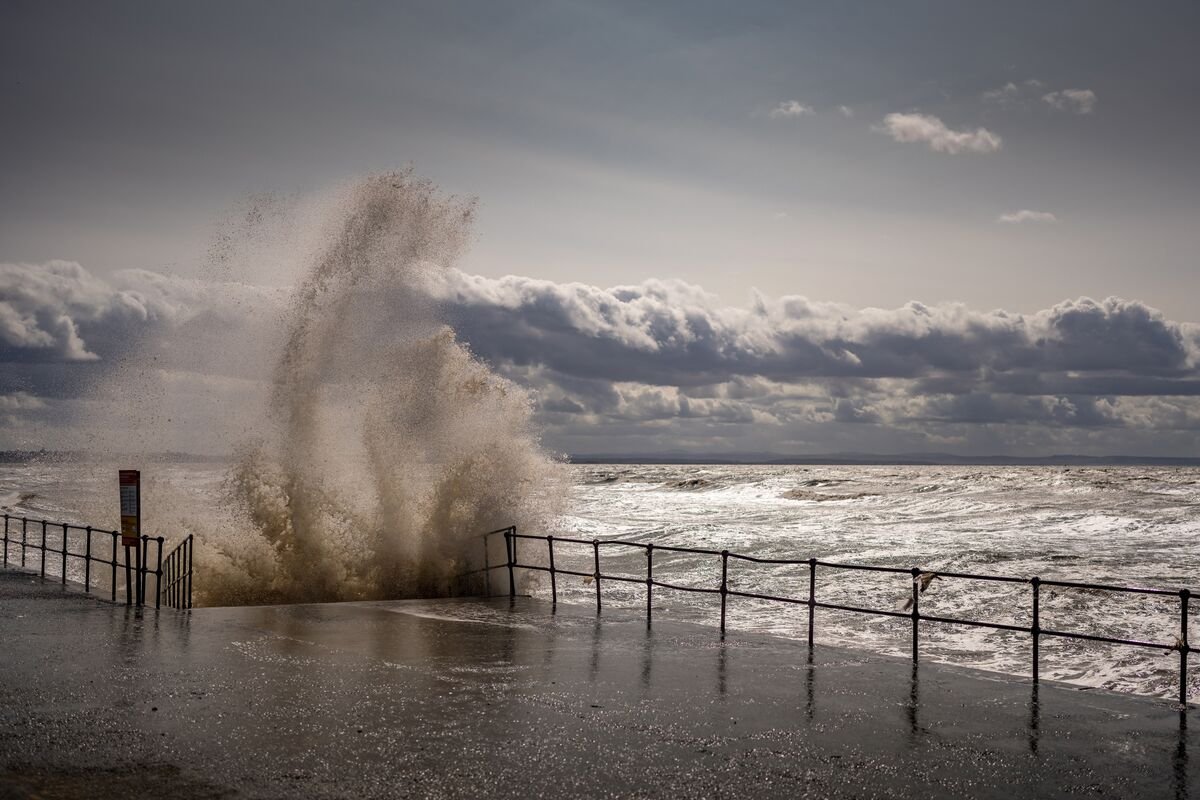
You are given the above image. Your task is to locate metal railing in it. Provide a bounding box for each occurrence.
[160,534,194,610]
[474,526,1195,706]
[1,513,192,610]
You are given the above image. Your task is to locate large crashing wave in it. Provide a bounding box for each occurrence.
[184,172,564,605]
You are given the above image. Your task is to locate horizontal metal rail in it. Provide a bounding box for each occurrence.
[476,527,1196,706]
[1,513,192,610]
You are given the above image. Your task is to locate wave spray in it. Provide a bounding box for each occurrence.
[196,172,563,605]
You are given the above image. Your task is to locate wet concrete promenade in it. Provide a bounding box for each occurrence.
[0,567,1195,799]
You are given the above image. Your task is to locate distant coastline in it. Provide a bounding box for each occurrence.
[5,450,1197,467]
[0,450,230,464]
[568,453,1200,467]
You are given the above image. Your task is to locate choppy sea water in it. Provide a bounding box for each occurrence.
[3,462,1198,699]
[549,464,1200,700]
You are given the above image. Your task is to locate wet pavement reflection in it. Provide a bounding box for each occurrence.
[1,570,1196,799]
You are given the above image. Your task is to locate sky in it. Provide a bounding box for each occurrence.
[2,1,1199,458]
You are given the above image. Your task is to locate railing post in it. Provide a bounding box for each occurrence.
[547,535,557,606]
[40,520,47,578]
[1031,576,1040,683]
[807,558,816,647]
[3,514,8,566]
[61,524,68,584]
[155,537,164,610]
[504,528,515,598]
[910,567,920,664]
[138,536,148,607]
[1181,589,1190,707]
[21,518,27,567]
[592,539,601,614]
[511,526,519,576]
[645,544,654,625]
[84,527,92,592]
[110,532,117,603]
[124,540,133,606]
[719,550,729,636]
[187,535,193,609]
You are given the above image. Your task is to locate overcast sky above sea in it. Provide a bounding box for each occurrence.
[2,1,1199,458]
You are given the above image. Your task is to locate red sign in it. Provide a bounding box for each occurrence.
[119,470,140,547]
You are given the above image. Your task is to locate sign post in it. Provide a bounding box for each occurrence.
[119,470,140,606]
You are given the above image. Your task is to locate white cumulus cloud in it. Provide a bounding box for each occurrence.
[768,100,814,119]
[981,79,1046,106]
[982,82,1022,104]
[1042,89,1097,114]
[878,113,1002,154]
[997,210,1059,224]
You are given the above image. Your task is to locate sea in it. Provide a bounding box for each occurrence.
[3,460,1198,700]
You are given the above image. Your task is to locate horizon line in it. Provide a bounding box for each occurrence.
[2,449,1198,467]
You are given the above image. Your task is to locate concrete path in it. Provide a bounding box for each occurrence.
[0,567,1194,799]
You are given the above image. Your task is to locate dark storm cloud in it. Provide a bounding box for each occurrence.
[833,398,882,424]
[4,262,1200,446]
[0,261,282,363]
[427,270,1200,389]
[413,269,1200,440]
[0,261,154,362]
[909,393,1122,428]
[0,261,284,397]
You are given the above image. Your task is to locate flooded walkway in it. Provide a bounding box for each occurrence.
[0,568,1193,798]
